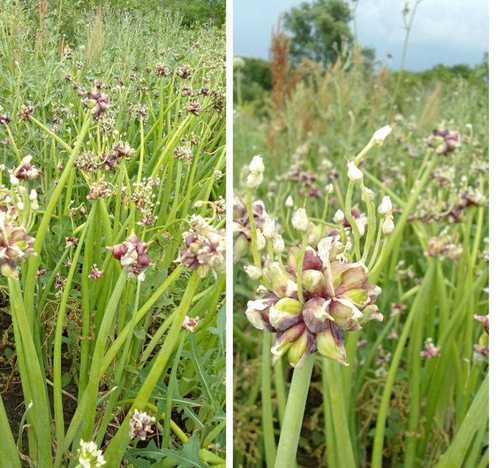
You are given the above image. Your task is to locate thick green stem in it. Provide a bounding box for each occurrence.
[274,357,287,423]
[275,355,314,468]
[8,278,53,467]
[261,331,276,466]
[323,359,356,468]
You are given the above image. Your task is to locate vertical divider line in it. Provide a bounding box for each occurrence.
[225,1,234,466]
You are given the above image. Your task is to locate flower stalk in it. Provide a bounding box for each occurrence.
[274,355,315,467]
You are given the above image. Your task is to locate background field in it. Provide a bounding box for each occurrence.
[233,2,489,466]
[0,1,226,466]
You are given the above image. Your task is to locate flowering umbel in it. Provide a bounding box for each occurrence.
[245,236,382,367]
[83,88,111,120]
[179,215,225,277]
[0,211,35,278]
[76,440,105,468]
[129,409,156,441]
[427,129,460,155]
[13,155,41,181]
[110,235,151,281]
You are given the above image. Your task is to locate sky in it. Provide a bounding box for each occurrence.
[234,0,489,71]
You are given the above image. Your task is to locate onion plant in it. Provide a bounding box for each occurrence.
[234,50,488,466]
[0,3,226,467]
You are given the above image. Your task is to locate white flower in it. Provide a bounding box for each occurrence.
[29,189,39,210]
[378,196,392,215]
[372,125,392,145]
[245,171,263,188]
[77,440,105,468]
[273,235,285,252]
[249,155,265,174]
[244,155,265,189]
[262,217,277,238]
[355,214,368,237]
[382,215,395,235]
[9,173,19,185]
[325,183,334,194]
[292,208,309,231]
[256,229,266,250]
[333,209,345,223]
[244,264,262,280]
[347,161,363,182]
[285,195,294,208]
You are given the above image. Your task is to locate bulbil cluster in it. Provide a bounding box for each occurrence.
[246,236,382,367]
[111,235,151,281]
[0,211,35,278]
[179,215,225,277]
[427,129,460,155]
[129,409,156,441]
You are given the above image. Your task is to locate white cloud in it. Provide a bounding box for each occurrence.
[356,0,488,70]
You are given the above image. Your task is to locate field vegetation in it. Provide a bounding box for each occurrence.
[234,1,488,467]
[0,1,226,467]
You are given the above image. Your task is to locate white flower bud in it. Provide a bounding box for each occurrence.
[273,235,285,252]
[285,195,294,208]
[325,183,334,194]
[347,161,363,182]
[382,215,395,235]
[244,264,262,280]
[9,173,19,185]
[262,217,277,238]
[372,125,392,145]
[292,208,309,231]
[29,189,39,210]
[77,440,106,468]
[355,215,368,236]
[245,171,263,189]
[333,209,345,223]
[378,196,392,215]
[256,229,266,250]
[249,155,264,174]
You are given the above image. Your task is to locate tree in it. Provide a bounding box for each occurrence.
[283,0,353,66]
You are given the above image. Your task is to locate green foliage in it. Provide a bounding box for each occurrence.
[234,57,272,109]
[0,2,225,466]
[234,41,488,467]
[283,0,353,65]
[14,0,224,47]
[169,0,225,28]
